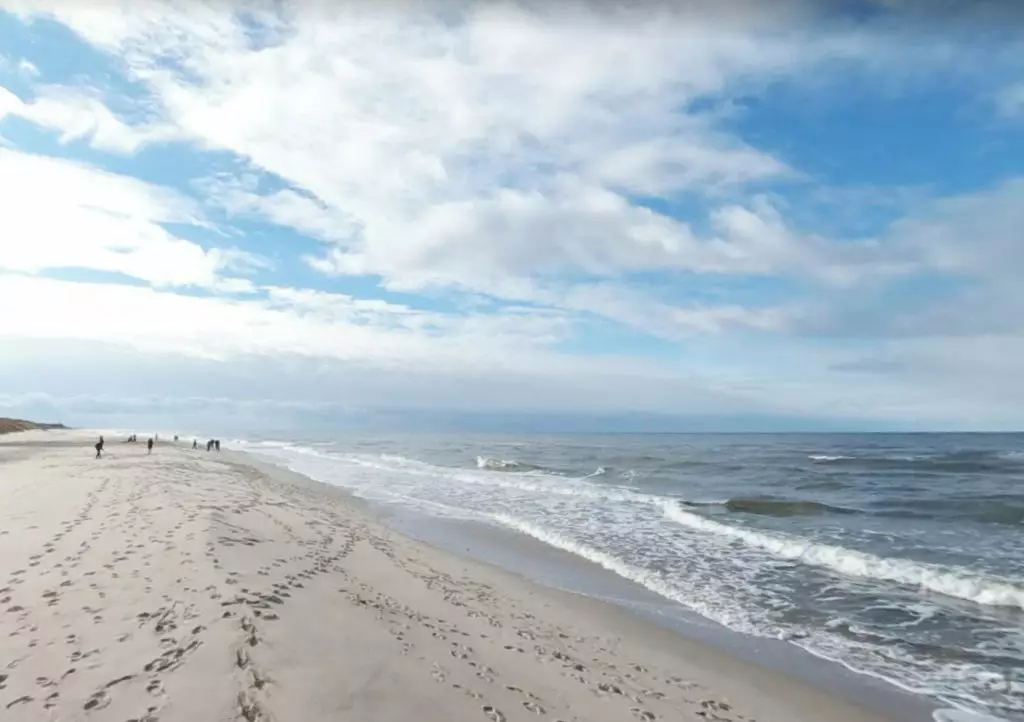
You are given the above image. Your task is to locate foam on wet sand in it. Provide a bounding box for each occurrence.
[0,431,905,722]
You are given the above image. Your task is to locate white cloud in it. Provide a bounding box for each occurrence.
[0,86,22,116]
[559,283,794,337]
[0,84,179,153]
[0,148,259,289]
[996,81,1024,118]
[4,276,1021,428]
[1,3,990,305]
[2,1,867,290]
[587,135,792,197]
[201,177,359,244]
[0,273,569,367]
[891,177,1024,278]
[16,59,39,77]
[310,186,883,293]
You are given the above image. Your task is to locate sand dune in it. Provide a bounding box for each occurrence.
[0,418,67,435]
[0,432,898,722]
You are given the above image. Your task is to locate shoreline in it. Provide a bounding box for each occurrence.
[237,445,941,722]
[382,509,942,719]
[1,430,930,722]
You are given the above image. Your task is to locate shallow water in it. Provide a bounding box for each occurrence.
[225,432,1024,721]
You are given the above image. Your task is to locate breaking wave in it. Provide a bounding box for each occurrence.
[662,501,1024,610]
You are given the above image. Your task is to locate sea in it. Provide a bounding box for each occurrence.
[218,432,1024,721]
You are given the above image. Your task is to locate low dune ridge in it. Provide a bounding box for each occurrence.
[0,418,67,435]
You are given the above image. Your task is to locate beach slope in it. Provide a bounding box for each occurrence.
[0,433,898,722]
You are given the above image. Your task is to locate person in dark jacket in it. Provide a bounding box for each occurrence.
[147,438,154,454]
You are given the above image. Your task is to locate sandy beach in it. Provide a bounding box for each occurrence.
[0,431,904,722]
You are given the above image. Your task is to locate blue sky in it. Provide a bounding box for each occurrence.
[1,0,1024,432]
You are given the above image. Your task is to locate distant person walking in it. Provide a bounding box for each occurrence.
[192,439,198,450]
[147,438,154,454]
[94,441,103,459]
[215,440,220,452]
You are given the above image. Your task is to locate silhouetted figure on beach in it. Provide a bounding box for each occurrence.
[95,441,102,459]
[98,435,104,451]
[147,438,154,454]
[215,440,220,452]
[193,439,198,450]
[174,435,179,442]
[206,440,213,452]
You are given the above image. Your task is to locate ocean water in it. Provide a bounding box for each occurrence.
[225,432,1024,721]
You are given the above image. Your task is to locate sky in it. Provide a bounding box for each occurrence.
[1,0,1024,433]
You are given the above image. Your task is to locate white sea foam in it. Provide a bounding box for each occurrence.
[809,454,855,461]
[490,513,760,634]
[933,707,1012,722]
[662,501,1024,610]
[476,456,524,470]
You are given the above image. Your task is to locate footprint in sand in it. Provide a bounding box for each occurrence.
[6,695,34,709]
[84,689,111,711]
[631,708,656,721]
[482,705,506,721]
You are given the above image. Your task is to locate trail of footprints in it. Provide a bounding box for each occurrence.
[345,540,746,722]
[1,449,750,722]
[0,461,244,720]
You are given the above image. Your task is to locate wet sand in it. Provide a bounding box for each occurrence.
[0,431,906,722]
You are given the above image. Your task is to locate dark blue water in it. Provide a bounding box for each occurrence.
[225,432,1024,721]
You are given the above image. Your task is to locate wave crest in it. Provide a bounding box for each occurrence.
[475,456,539,472]
[662,501,1024,610]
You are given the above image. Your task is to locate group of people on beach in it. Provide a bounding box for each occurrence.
[93,434,219,458]
[94,434,153,458]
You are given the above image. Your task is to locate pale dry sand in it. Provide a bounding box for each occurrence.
[0,431,901,722]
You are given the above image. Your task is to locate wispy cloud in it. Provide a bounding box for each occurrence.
[0,84,179,153]
[0,148,260,289]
